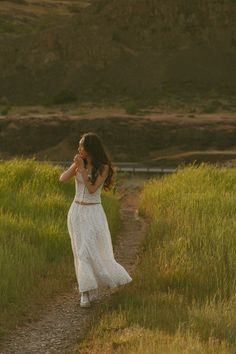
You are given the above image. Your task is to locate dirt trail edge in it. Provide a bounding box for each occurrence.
[0,185,149,354]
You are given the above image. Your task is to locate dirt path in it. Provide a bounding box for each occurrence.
[0,182,148,354]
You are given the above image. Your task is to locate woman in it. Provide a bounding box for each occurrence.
[59,132,132,308]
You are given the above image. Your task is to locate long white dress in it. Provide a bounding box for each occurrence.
[67,170,132,293]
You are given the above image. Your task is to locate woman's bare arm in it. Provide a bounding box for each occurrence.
[59,163,77,183]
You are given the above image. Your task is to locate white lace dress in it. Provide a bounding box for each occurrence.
[67,171,132,294]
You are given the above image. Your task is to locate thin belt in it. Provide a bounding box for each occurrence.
[75,201,101,205]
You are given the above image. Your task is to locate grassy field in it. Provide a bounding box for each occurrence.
[0,159,121,340]
[71,163,236,353]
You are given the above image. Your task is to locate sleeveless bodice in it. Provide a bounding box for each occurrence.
[74,171,103,203]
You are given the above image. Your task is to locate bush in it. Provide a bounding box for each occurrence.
[0,105,11,115]
[203,100,222,113]
[51,89,77,105]
[124,101,140,115]
[68,4,81,14]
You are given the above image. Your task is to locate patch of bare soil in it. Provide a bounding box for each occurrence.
[0,179,148,354]
[5,105,236,124]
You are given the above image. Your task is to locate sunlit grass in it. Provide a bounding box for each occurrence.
[72,163,236,353]
[139,163,236,302]
[0,158,121,339]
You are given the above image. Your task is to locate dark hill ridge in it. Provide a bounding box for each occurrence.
[1,112,236,167]
[0,0,236,105]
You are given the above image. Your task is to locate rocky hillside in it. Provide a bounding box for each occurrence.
[0,0,236,106]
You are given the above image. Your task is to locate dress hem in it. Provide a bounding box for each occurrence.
[79,278,133,293]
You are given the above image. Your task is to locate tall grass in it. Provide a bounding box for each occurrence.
[72,163,236,353]
[139,163,236,302]
[0,159,121,339]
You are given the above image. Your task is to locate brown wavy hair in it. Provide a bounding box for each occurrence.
[80,132,115,191]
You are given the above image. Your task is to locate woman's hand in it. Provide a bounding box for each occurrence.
[73,153,85,171]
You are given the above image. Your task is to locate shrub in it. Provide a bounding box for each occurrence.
[51,89,77,105]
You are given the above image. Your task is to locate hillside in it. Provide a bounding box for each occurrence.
[0,0,236,106]
[1,107,236,167]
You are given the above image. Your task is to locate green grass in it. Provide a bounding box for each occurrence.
[71,163,236,353]
[0,158,121,340]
